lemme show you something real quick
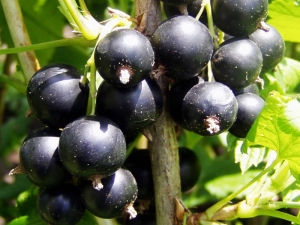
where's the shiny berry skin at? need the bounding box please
[38,184,85,225]
[160,0,196,5]
[168,76,204,130]
[249,24,285,73]
[94,28,154,88]
[19,128,71,187]
[95,78,163,136]
[27,63,89,129]
[123,149,154,200]
[80,168,138,219]
[211,0,268,36]
[151,15,213,80]
[163,0,207,24]
[212,38,263,89]
[182,82,238,136]
[179,147,201,192]
[229,93,265,138]
[58,116,126,181]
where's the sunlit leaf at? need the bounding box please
[268,0,300,42]
[227,133,267,174]
[205,170,261,199]
[242,91,300,179]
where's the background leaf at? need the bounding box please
[268,0,300,43]
[242,91,300,179]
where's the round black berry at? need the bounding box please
[80,168,138,219]
[212,38,263,89]
[168,76,204,130]
[211,0,268,36]
[160,0,196,5]
[38,184,85,225]
[229,93,265,138]
[94,28,154,88]
[95,78,163,136]
[151,15,213,80]
[27,63,89,129]
[19,128,71,187]
[249,24,285,73]
[179,147,201,192]
[123,149,154,200]
[182,82,238,136]
[58,116,126,189]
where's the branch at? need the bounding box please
[1,0,39,83]
[134,1,182,224]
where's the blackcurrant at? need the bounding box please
[160,0,196,5]
[58,116,126,189]
[163,0,207,24]
[19,128,71,187]
[94,28,154,88]
[95,77,163,136]
[211,38,263,89]
[229,93,265,138]
[80,168,138,219]
[27,63,89,129]
[168,76,204,130]
[151,15,213,80]
[179,147,201,192]
[231,83,260,96]
[123,149,154,200]
[249,24,285,73]
[182,82,238,136]
[211,0,268,36]
[38,184,85,225]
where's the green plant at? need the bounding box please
[0,0,300,225]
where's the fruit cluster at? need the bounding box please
[160,0,284,138]
[11,0,286,224]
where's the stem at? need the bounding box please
[0,36,95,55]
[88,63,96,115]
[205,158,280,220]
[267,201,300,210]
[237,200,300,224]
[135,1,182,225]
[204,0,218,49]
[61,0,100,40]
[1,0,39,83]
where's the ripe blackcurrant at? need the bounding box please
[19,128,71,187]
[182,82,238,136]
[27,63,89,129]
[168,76,204,130]
[58,116,126,189]
[123,149,154,200]
[212,38,263,89]
[229,93,265,138]
[179,147,201,192]
[95,78,163,136]
[249,24,285,73]
[38,184,85,225]
[94,28,154,88]
[80,168,138,219]
[151,15,213,80]
[160,0,196,5]
[211,0,268,36]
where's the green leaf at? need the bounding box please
[205,170,262,199]
[0,74,27,94]
[242,91,300,179]
[268,0,300,43]
[260,57,300,98]
[227,133,267,174]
